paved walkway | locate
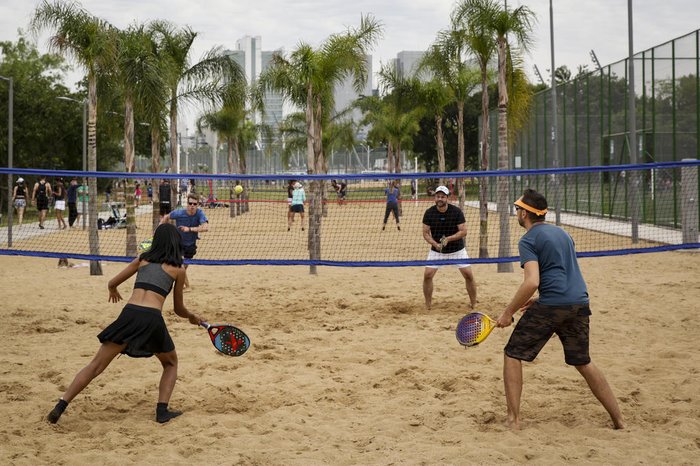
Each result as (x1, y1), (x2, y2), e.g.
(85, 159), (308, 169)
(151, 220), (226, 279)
(0, 204), (154, 246)
(463, 201), (685, 244)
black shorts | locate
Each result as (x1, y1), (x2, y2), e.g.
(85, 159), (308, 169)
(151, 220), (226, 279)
(504, 302), (592, 366)
(97, 304), (174, 358)
(183, 243), (197, 259)
(160, 201), (171, 215)
(37, 197), (49, 211)
(291, 204), (304, 213)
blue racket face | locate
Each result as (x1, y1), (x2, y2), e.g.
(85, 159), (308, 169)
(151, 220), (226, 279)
(211, 325), (250, 356)
(456, 313), (490, 346)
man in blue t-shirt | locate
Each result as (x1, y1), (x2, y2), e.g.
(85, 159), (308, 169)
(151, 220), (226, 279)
(495, 188), (624, 431)
(160, 193), (209, 289)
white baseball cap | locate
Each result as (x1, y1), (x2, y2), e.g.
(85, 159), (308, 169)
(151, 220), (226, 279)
(17, 177), (24, 183)
(435, 185), (449, 196)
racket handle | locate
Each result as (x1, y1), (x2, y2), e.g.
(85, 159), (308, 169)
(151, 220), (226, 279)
(200, 321), (211, 329)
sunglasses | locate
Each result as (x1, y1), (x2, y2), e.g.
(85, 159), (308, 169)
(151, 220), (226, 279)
(188, 202), (198, 206)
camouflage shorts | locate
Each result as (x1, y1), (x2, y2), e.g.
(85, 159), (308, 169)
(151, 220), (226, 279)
(504, 302), (592, 366)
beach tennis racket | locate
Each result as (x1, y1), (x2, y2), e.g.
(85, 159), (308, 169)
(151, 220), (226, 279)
(456, 312), (509, 347)
(200, 322), (250, 356)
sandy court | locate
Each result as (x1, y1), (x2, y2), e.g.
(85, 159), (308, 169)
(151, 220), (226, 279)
(0, 247), (699, 465)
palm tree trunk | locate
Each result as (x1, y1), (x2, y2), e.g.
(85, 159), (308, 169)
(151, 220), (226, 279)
(479, 67), (490, 258)
(169, 95), (179, 205)
(124, 96), (137, 257)
(496, 40), (513, 273)
(227, 138), (237, 218)
(435, 114), (446, 186)
(151, 126), (161, 231)
(395, 143), (403, 217)
(87, 75), (102, 275)
(238, 140), (249, 213)
(387, 142), (394, 174)
(457, 101), (465, 209)
(307, 100), (324, 274)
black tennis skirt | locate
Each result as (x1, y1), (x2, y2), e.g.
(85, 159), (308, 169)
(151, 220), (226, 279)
(97, 303), (175, 358)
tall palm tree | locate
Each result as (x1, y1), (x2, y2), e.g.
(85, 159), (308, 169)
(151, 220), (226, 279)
(115, 24), (166, 256)
(376, 62), (423, 174)
(490, 3), (535, 273)
(454, 0), (498, 259)
(257, 14), (383, 274)
(31, 0), (116, 276)
(149, 21), (244, 204)
(198, 106), (245, 217)
(431, 27), (481, 208)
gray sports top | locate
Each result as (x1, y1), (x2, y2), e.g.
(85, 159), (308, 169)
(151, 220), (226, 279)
(134, 262), (175, 297)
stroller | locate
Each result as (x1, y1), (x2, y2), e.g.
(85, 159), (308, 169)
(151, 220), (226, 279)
(98, 203), (127, 229)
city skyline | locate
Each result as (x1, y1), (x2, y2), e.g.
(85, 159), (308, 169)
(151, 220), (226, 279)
(3, 1), (698, 90)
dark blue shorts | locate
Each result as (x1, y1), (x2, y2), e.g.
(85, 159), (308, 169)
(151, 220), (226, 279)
(504, 302), (592, 366)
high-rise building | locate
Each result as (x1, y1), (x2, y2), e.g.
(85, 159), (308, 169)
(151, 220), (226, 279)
(332, 54), (372, 139)
(261, 51), (284, 131)
(223, 37), (285, 141)
(396, 51), (428, 81)
(235, 35), (262, 84)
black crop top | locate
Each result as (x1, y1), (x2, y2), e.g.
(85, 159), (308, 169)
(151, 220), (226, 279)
(133, 262), (175, 297)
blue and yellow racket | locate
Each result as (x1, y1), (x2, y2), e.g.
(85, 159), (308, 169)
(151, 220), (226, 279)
(200, 322), (250, 356)
(455, 312), (499, 347)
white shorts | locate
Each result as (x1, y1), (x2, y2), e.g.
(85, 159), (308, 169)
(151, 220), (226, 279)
(55, 200), (66, 211)
(426, 248), (471, 269)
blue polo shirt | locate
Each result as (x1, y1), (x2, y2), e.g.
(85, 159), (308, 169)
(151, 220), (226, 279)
(518, 223), (589, 306)
(169, 208), (208, 247)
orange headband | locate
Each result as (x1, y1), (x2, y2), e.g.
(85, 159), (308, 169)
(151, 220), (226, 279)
(514, 197), (548, 216)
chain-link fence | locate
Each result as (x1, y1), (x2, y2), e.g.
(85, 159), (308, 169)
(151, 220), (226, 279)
(485, 29), (699, 229)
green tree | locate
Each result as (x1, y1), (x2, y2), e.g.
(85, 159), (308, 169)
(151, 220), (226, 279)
(149, 20), (244, 203)
(465, 0), (536, 272)
(257, 14), (382, 274)
(32, 0), (118, 276)
(431, 26), (481, 208)
(114, 24), (166, 255)
(375, 62), (424, 174)
(454, 0), (498, 258)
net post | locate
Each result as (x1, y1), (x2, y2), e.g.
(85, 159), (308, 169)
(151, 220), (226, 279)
(681, 159), (699, 244)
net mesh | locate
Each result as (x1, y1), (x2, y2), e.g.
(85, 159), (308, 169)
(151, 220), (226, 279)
(1, 161), (698, 266)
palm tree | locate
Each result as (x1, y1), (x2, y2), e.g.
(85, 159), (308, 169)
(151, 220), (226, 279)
(454, 0), (498, 259)
(490, 3), (535, 273)
(115, 24), (166, 256)
(360, 95), (422, 176)
(375, 62), (423, 175)
(431, 27), (481, 208)
(459, 0), (535, 272)
(198, 106), (244, 217)
(31, 0), (116, 276)
(418, 47), (457, 183)
(149, 21), (244, 204)
(257, 14), (383, 274)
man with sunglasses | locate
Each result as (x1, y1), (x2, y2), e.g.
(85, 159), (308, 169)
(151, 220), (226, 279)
(160, 193), (209, 289)
(495, 188), (624, 431)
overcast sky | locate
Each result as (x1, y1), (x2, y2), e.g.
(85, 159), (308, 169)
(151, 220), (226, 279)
(2, 0), (698, 90)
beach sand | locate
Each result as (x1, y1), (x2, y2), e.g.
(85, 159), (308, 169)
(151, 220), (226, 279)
(1, 250), (699, 465)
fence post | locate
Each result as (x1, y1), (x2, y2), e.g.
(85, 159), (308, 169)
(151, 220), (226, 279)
(681, 159), (699, 244)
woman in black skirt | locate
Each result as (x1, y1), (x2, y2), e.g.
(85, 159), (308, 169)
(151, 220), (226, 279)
(47, 223), (205, 424)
